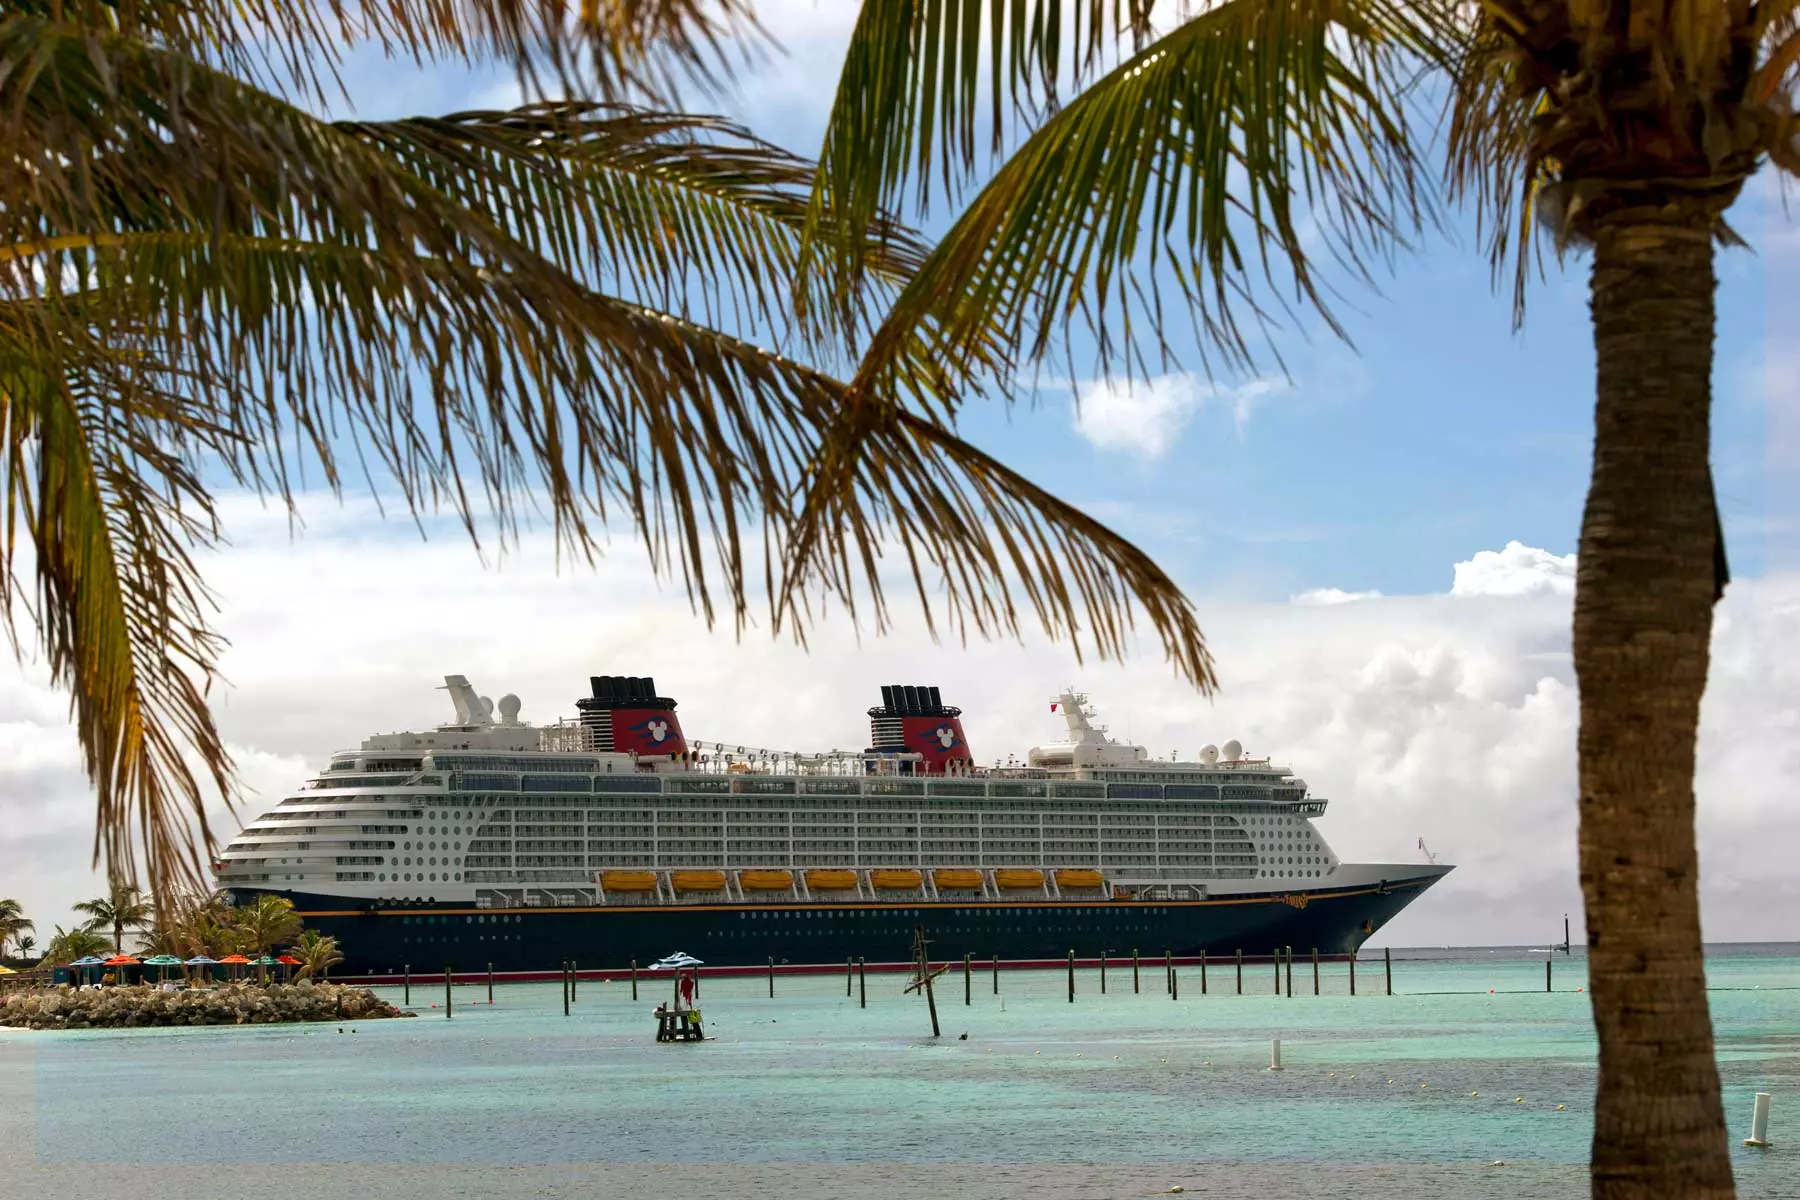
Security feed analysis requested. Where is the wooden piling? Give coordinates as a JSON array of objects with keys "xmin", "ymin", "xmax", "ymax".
[
  {"xmin": 858, "ymin": 957, "xmax": 867, "ymax": 1008},
  {"xmin": 847, "ymin": 957, "xmax": 854, "ymax": 997},
  {"xmin": 445, "ymin": 966, "xmax": 452, "ymax": 1018},
  {"xmin": 1171, "ymin": 964, "xmax": 1178, "ymax": 1001},
  {"xmin": 993, "ymin": 954, "xmax": 1000, "ymax": 995},
  {"xmin": 403, "ymin": 964, "xmax": 410, "ymax": 1007},
  {"xmin": 1273, "ymin": 949, "xmax": 1281, "ymax": 995},
  {"xmin": 1546, "ymin": 958, "xmax": 1552, "ymax": 993},
  {"xmin": 1100, "ymin": 950, "xmax": 1108, "ymax": 995},
  {"xmin": 487, "ymin": 962, "xmax": 494, "ymax": 1006},
  {"xmin": 1200, "ymin": 950, "xmax": 1207, "ymax": 995},
  {"xmin": 630, "ymin": 959, "xmax": 638, "ymax": 1001},
  {"xmin": 1285, "ymin": 947, "xmax": 1294, "ymax": 998},
  {"xmin": 1133, "ymin": 948, "xmax": 1141, "ymax": 994},
  {"xmin": 1067, "ymin": 950, "xmax": 1075, "ymax": 1003},
  {"xmin": 767, "ymin": 956, "xmax": 776, "ymax": 998},
  {"xmin": 1235, "ymin": 949, "xmax": 1243, "ymax": 995},
  {"xmin": 1385, "ymin": 946, "xmax": 1393, "ymax": 996},
  {"xmin": 570, "ymin": 961, "xmax": 577, "ymax": 1002},
  {"xmin": 1349, "ymin": 953, "xmax": 1357, "ymax": 996},
  {"xmin": 561, "ymin": 961, "xmax": 569, "ymax": 1016},
  {"xmin": 1164, "ymin": 949, "xmax": 1173, "ymax": 994},
  {"xmin": 964, "ymin": 953, "xmax": 972, "ymax": 1005}
]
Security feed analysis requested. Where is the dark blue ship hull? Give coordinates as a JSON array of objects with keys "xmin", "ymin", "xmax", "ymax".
[{"xmin": 241, "ymin": 873, "xmax": 1445, "ymax": 977}]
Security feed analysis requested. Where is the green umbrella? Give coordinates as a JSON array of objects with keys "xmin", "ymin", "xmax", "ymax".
[{"xmin": 140, "ymin": 954, "xmax": 184, "ymax": 984}]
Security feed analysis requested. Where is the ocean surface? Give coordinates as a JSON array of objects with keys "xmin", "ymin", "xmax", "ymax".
[{"xmin": 3, "ymin": 944, "xmax": 1797, "ymax": 1200}]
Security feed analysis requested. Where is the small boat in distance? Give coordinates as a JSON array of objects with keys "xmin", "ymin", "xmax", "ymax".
[{"xmin": 649, "ymin": 952, "xmax": 704, "ymax": 971}]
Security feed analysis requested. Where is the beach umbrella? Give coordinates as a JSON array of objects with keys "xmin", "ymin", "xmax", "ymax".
[
  {"xmin": 101, "ymin": 954, "xmax": 140, "ymax": 987},
  {"xmin": 0, "ymin": 964, "xmax": 15, "ymax": 975},
  {"xmin": 218, "ymin": 953, "xmax": 251, "ymax": 983},
  {"xmin": 68, "ymin": 954, "xmax": 106, "ymax": 986},
  {"xmin": 140, "ymin": 954, "xmax": 184, "ymax": 984},
  {"xmin": 184, "ymin": 955, "xmax": 221, "ymax": 986},
  {"xmin": 276, "ymin": 954, "xmax": 301, "ymax": 982}
]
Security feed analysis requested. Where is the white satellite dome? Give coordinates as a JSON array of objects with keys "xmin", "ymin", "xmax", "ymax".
[
  {"xmin": 498, "ymin": 693, "xmax": 522, "ymax": 723},
  {"xmin": 1221, "ymin": 739, "xmax": 1242, "ymax": 762},
  {"xmin": 1200, "ymin": 744, "xmax": 1219, "ymax": 764}
]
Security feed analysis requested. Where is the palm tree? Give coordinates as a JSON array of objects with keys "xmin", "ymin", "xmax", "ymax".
[
  {"xmin": 293, "ymin": 930, "xmax": 345, "ymax": 982},
  {"xmin": 227, "ymin": 895, "xmax": 303, "ymax": 968},
  {"xmin": 43, "ymin": 925, "xmax": 110, "ymax": 964},
  {"xmin": 13, "ymin": 934, "xmax": 36, "ymax": 964},
  {"xmin": 0, "ymin": 899, "xmax": 31, "ymax": 960},
  {"xmin": 785, "ymin": 3, "xmax": 1794, "ymax": 1193},
  {"xmin": 0, "ymin": 2, "xmax": 1205, "ymax": 920},
  {"xmin": 73, "ymin": 882, "xmax": 154, "ymax": 954}
]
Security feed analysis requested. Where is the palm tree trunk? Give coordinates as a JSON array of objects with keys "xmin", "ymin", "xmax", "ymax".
[{"xmin": 1579, "ymin": 220, "xmax": 1733, "ymax": 1199}]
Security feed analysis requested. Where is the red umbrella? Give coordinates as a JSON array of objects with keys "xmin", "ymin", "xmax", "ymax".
[
  {"xmin": 101, "ymin": 954, "xmax": 139, "ymax": 986},
  {"xmin": 276, "ymin": 955, "xmax": 301, "ymax": 965}
]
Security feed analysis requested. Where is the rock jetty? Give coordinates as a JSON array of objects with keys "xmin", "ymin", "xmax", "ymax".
[{"xmin": 0, "ymin": 980, "xmax": 414, "ymax": 1029}]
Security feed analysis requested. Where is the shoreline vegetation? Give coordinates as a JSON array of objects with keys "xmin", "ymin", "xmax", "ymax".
[{"xmin": 0, "ymin": 980, "xmax": 412, "ymax": 1030}]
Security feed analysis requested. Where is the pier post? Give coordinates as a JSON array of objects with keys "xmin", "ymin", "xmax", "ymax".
[
  {"xmin": 858, "ymin": 957, "xmax": 867, "ymax": 1009},
  {"xmin": 1133, "ymin": 949, "xmax": 1140, "ymax": 994},
  {"xmin": 768, "ymin": 956, "xmax": 775, "ymax": 998},
  {"xmin": 1349, "ymin": 954, "xmax": 1356, "ymax": 996},
  {"xmin": 1385, "ymin": 946, "xmax": 1393, "ymax": 996},
  {"xmin": 1285, "ymin": 947, "xmax": 1294, "ymax": 998},
  {"xmin": 1546, "ymin": 958, "xmax": 1552, "ymax": 992},
  {"xmin": 993, "ymin": 954, "xmax": 1000, "ymax": 995},
  {"xmin": 487, "ymin": 963, "xmax": 494, "ymax": 1006},
  {"xmin": 1273, "ymin": 949, "xmax": 1281, "ymax": 995},
  {"xmin": 562, "ymin": 961, "xmax": 570, "ymax": 1016},
  {"xmin": 1171, "ymin": 963, "xmax": 1178, "ymax": 1001},
  {"xmin": 570, "ymin": 961, "xmax": 577, "ymax": 1002},
  {"xmin": 444, "ymin": 966, "xmax": 452, "ymax": 1018},
  {"xmin": 1312, "ymin": 948, "xmax": 1319, "ymax": 996},
  {"xmin": 964, "ymin": 953, "xmax": 972, "ymax": 1006},
  {"xmin": 847, "ymin": 957, "xmax": 854, "ymax": 997},
  {"xmin": 1067, "ymin": 950, "xmax": 1075, "ymax": 1003},
  {"xmin": 1235, "ymin": 949, "xmax": 1243, "ymax": 995},
  {"xmin": 403, "ymin": 964, "xmax": 410, "ymax": 1007},
  {"xmin": 1164, "ymin": 950, "xmax": 1173, "ymax": 995},
  {"xmin": 1100, "ymin": 950, "xmax": 1107, "ymax": 995},
  {"xmin": 1269, "ymin": 1038, "xmax": 1284, "ymax": 1071},
  {"xmin": 1200, "ymin": 950, "xmax": 1207, "ymax": 996},
  {"xmin": 1745, "ymin": 1093, "xmax": 1773, "ymax": 1147},
  {"xmin": 631, "ymin": 959, "xmax": 638, "ymax": 1001}
]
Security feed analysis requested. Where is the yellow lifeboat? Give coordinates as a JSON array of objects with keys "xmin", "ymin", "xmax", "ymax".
[
  {"xmin": 739, "ymin": 870, "xmax": 795, "ymax": 891},
  {"xmin": 871, "ymin": 869, "xmax": 923, "ymax": 890},
  {"xmin": 670, "ymin": 870, "xmax": 727, "ymax": 892},
  {"xmin": 933, "ymin": 869, "xmax": 984, "ymax": 890},
  {"xmin": 805, "ymin": 869, "xmax": 859, "ymax": 890},
  {"xmin": 995, "ymin": 869, "xmax": 1046, "ymax": 889},
  {"xmin": 1055, "ymin": 869, "xmax": 1105, "ymax": 889},
  {"xmin": 600, "ymin": 870, "xmax": 657, "ymax": 892}
]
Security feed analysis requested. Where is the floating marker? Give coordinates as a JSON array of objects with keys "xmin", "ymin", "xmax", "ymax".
[
  {"xmin": 1268, "ymin": 1038, "xmax": 1284, "ymax": 1071},
  {"xmin": 1745, "ymin": 1092, "xmax": 1773, "ymax": 1148}
]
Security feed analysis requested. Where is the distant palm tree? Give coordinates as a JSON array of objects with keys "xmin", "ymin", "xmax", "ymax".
[
  {"xmin": 293, "ymin": 930, "xmax": 344, "ymax": 982},
  {"xmin": 44, "ymin": 925, "xmax": 110, "ymax": 964},
  {"xmin": 230, "ymin": 895, "xmax": 302, "ymax": 978},
  {"xmin": 73, "ymin": 882, "xmax": 153, "ymax": 954},
  {"xmin": 0, "ymin": 899, "xmax": 31, "ymax": 959},
  {"xmin": 13, "ymin": 933, "xmax": 36, "ymax": 963}
]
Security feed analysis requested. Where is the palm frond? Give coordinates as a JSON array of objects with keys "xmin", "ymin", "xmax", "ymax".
[
  {"xmin": 31, "ymin": 0, "xmax": 755, "ymax": 105},
  {"xmin": 0, "ymin": 312, "xmax": 229, "ymax": 902},
  {"xmin": 801, "ymin": 0, "xmax": 1157, "ymax": 313}
]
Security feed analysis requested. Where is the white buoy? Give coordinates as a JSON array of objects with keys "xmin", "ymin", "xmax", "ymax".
[
  {"xmin": 1268, "ymin": 1037, "xmax": 1284, "ymax": 1071},
  {"xmin": 1744, "ymin": 1092, "xmax": 1773, "ymax": 1148}
]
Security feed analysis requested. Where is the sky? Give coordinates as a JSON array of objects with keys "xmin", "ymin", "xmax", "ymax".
[{"xmin": 2, "ymin": 5, "xmax": 1796, "ymax": 951}]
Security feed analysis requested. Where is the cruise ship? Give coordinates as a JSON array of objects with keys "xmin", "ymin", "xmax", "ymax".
[{"xmin": 216, "ymin": 674, "xmax": 1452, "ymax": 976}]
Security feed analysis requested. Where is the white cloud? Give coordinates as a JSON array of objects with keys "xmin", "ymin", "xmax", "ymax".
[
  {"xmin": 1291, "ymin": 587, "xmax": 1383, "ymax": 606},
  {"xmin": 1070, "ymin": 374, "xmax": 1203, "ymax": 458},
  {"xmin": 1451, "ymin": 540, "xmax": 1577, "ymax": 597},
  {"xmin": 2, "ymin": 522, "xmax": 1793, "ymax": 952}
]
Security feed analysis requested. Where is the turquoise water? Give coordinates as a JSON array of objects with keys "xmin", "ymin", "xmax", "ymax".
[{"xmin": 3, "ymin": 947, "xmax": 1796, "ymax": 1199}]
